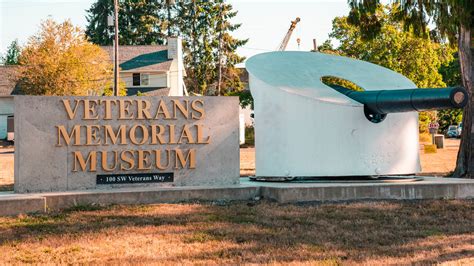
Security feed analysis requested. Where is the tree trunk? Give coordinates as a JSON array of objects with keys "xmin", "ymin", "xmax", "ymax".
[
  {"xmin": 167, "ymin": 2, "xmax": 172, "ymax": 37},
  {"xmin": 453, "ymin": 25, "xmax": 473, "ymax": 178}
]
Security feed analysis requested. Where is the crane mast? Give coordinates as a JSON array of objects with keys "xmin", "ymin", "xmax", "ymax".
[{"xmin": 278, "ymin": 17, "xmax": 300, "ymax": 51}]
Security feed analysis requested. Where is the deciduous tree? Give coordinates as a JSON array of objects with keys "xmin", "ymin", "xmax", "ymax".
[
  {"xmin": 329, "ymin": 5, "xmax": 452, "ymax": 88},
  {"xmin": 322, "ymin": 5, "xmax": 454, "ymax": 133},
  {"xmin": 348, "ymin": 0, "xmax": 473, "ymax": 177},
  {"xmin": 19, "ymin": 19, "xmax": 113, "ymax": 96}
]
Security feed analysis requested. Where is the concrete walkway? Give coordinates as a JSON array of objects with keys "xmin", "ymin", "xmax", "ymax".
[
  {"xmin": 244, "ymin": 177, "xmax": 474, "ymax": 203},
  {"xmin": 1, "ymin": 177, "xmax": 473, "ymax": 216}
]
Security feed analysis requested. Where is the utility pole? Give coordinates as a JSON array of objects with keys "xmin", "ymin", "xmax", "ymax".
[
  {"xmin": 113, "ymin": 0, "xmax": 119, "ymax": 96},
  {"xmin": 217, "ymin": 2, "xmax": 223, "ymax": 96}
]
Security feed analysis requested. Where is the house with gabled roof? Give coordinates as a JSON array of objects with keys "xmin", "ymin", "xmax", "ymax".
[{"xmin": 101, "ymin": 37, "xmax": 186, "ymax": 97}]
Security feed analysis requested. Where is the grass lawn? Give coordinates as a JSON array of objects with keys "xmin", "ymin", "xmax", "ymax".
[{"xmin": 0, "ymin": 200, "xmax": 473, "ymax": 264}]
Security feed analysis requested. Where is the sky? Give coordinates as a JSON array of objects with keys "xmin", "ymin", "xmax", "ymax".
[{"xmin": 0, "ymin": 0, "xmax": 350, "ymax": 59}]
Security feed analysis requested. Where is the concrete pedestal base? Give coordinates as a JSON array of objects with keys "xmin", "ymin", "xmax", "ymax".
[{"xmin": 1, "ymin": 177, "xmax": 473, "ymax": 216}]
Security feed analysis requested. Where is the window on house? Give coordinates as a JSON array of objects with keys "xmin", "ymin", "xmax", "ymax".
[
  {"xmin": 132, "ymin": 73, "xmax": 149, "ymax": 86},
  {"xmin": 133, "ymin": 73, "xmax": 140, "ymax": 86},
  {"xmin": 141, "ymin": 74, "xmax": 149, "ymax": 86}
]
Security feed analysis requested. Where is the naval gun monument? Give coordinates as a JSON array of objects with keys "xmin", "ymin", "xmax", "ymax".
[{"xmin": 246, "ymin": 51, "xmax": 467, "ymax": 179}]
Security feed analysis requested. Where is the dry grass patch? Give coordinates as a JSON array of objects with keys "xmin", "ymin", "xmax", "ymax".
[{"xmin": 0, "ymin": 200, "xmax": 472, "ymax": 264}]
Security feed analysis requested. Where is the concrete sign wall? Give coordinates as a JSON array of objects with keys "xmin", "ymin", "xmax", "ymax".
[{"xmin": 14, "ymin": 96, "xmax": 240, "ymax": 193}]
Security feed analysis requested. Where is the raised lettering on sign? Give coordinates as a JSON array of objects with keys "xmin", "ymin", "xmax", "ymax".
[{"xmin": 55, "ymin": 98, "xmax": 210, "ymax": 173}]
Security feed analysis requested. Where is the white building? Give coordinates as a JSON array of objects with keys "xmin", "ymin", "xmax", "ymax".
[
  {"xmin": 0, "ymin": 66, "xmax": 18, "ymax": 139},
  {"xmin": 102, "ymin": 37, "xmax": 186, "ymax": 96}
]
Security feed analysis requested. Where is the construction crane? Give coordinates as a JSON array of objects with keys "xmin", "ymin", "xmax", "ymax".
[{"xmin": 278, "ymin": 17, "xmax": 300, "ymax": 51}]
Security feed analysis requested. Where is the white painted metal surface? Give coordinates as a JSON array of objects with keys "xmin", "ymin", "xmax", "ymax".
[
  {"xmin": 246, "ymin": 51, "xmax": 421, "ymax": 177},
  {"xmin": 239, "ymin": 113, "xmax": 245, "ymax": 145}
]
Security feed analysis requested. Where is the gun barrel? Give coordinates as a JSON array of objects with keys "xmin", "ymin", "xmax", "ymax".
[{"xmin": 335, "ymin": 87, "xmax": 468, "ymax": 114}]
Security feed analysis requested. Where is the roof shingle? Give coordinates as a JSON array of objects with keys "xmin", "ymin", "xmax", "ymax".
[
  {"xmin": 0, "ymin": 66, "xmax": 20, "ymax": 96},
  {"xmin": 101, "ymin": 45, "xmax": 172, "ymax": 72}
]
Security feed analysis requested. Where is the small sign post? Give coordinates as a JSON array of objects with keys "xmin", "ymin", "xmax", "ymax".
[{"xmin": 429, "ymin": 122, "xmax": 440, "ymax": 145}]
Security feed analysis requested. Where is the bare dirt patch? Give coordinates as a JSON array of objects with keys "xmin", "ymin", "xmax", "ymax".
[
  {"xmin": 240, "ymin": 147, "xmax": 256, "ymax": 176},
  {"xmin": 0, "ymin": 200, "xmax": 472, "ymax": 264},
  {"xmin": 0, "ymin": 148, "xmax": 14, "ymax": 191},
  {"xmin": 419, "ymin": 138, "xmax": 460, "ymax": 176}
]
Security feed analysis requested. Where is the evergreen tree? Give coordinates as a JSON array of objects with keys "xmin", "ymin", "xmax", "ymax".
[
  {"xmin": 3, "ymin": 40, "xmax": 21, "ymax": 65},
  {"xmin": 128, "ymin": 1, "xmax": 165, "ymax": 45},
  {"xmin": 163, "ymin": 0, "xmax": 176, "ymax": 37},
  {"xmin": 347, "ymin": 0, "xmax": 474, "ymax": 177},
  {"xmin": 175, "ymin": 0, "xmax": 247, "ymax": 95},
  {"xmin": 175, "ymin": 0, "xmax": 216, "ymax": 95},
  {"xmin": 85, "ymin": 0, "xmax": 165, "ymax": 45},
  {"xmin": 85, "ymin": 0, "xmax": 114, "ymax": 45},
  {"xmin": 215, "ymin": 0, "xmax": 248, "ymax": 95}
]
